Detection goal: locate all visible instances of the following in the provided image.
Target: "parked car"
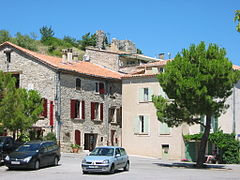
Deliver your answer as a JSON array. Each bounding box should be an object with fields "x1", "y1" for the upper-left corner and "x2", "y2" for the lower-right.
[
  {"x1": 0, "y1": 136, "x2": 22, "y2": 164},
  {"x1": 81, "y1": 146, "x2": 129, "y2": 174},
  {"x1": 4, "y1": 141, "x2": 61, "y2": 170}
]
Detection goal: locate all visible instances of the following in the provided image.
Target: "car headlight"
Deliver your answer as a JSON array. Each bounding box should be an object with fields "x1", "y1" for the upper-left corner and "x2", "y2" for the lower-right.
[
  {"x1": 82, "y1": 159, "x2": 86, "y2": 163},
  {"x1": 5, "y1": 155, "x2": 10, "y2": 161},
  {"x1": 23, "y1": 156, "x2": 32, "y2": 163},
  {"x1": 103, "y1": 159, "x2": 109, "y2": 164}
]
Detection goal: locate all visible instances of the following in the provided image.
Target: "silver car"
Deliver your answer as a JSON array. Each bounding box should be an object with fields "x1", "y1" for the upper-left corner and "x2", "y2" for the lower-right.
[{"x1": 81, "y1": 146, "x2": 129, "y2": 174}]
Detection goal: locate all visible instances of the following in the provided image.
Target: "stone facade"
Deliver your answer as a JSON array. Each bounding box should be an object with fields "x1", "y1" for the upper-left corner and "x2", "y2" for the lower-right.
[
  {"x1": 0, "y1": 45, "x2": 56, "y2": 133},
  {"x1": 60, "y1": 73, "x2": 122, "y2": 152},
  {"x1": 85, "y1": 48, "x2": 120, "y2": 71},
  {"x1": 0, "y1": 43, "x2": 122, "y2": 153}
]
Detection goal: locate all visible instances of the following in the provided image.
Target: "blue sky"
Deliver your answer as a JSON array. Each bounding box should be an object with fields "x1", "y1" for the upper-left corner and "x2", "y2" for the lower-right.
[{"x1": 1, "y1": 0, "x2": 240, "y2": 65}]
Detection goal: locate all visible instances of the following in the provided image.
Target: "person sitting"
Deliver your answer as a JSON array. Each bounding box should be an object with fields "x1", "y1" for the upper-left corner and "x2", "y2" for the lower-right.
[{"x1": 206, "y1": 150, "x2": 217, "y2": 163}]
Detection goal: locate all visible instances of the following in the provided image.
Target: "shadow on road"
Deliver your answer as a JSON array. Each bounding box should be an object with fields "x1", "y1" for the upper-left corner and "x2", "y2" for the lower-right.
[{"x1": 153, "y1": 162, "x2": 231, "y2": 170}]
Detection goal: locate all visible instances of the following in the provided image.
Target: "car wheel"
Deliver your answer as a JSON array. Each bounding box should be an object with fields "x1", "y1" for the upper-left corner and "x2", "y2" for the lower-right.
[
  {"x1": 124, "y1": 161, "x2": 130, "y2": 171},
  {"x1": 53, "y1": 157, "x2": 58, "y2": 166},
  {"x1": 34, "y1": 160, "x2": 40, "y2": 170},
  {"x1": 109, "y1": 164, "x2": 115, "y2": 174}
]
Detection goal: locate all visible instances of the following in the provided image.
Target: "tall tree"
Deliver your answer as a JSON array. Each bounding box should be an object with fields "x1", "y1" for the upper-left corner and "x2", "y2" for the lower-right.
[
  {"x1": 40, "y1": 26, "x2": 55, "y2": 42},
  {"x1": 153, "y1": 42, "x2": 240, "y2": 168},
  {"x1": 79, "y1": 32, "x2": 96, "y2": 50},
  {"x1": 0, "y1": 71, "x2": 43, "y2": 139},
  {"x1": 234, "y1": 10, "x2": 240, "y2": 32}
]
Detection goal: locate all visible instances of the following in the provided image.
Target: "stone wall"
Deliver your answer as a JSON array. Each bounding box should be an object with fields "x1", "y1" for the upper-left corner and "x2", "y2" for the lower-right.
[
  {"x1": 85, "y1": 49, "x2": 119, "y2": 71},
  {"x1": 59, "y1": 73, "x2": 122, "y2": 152},
  {"x1": 0, "y1": 45, "x2": 57, "y2": 135}
]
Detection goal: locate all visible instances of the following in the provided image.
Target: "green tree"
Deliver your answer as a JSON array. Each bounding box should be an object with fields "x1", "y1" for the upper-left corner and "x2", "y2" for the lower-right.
[
  {"x1": 0, "y1": 71, "x2": 43, "y2": 139},
  {"x1": 234, "y1": 10, "x2": 240, "y2": 32},
  {"x1": 153, "y1": 42, "x2": 240, "y2": 168},
  {"x1": 0, "y1": 30, "x2": 11, "y2": 44},
  {"x1": 12, "y1": 32, "x2": 38, "y2": 51},
  {"x1": 40, "y1": 26, "x2": 55, "y2": 42},
  {"x1": 79, "y1": 32, "x2": 96, "y2": 50}
]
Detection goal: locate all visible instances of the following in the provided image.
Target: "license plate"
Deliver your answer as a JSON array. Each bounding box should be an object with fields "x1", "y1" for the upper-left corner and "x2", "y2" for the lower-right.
[
  {"x1": 89, "y1": 165, "x2": 97, "y2": 168},
  {"x1": 11, "y1": 161, "x2": 20, "y2": 165}
]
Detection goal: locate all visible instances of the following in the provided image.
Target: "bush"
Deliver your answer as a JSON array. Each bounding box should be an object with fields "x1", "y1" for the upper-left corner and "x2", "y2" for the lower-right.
[{"x1": 43, "y1": 132, "x2": 56, "y2": 141}]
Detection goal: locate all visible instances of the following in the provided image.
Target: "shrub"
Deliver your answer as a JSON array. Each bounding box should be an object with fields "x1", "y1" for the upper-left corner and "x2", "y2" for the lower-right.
[{"x1": 43, "y1": 132, "x2": 56, "y2": 141}]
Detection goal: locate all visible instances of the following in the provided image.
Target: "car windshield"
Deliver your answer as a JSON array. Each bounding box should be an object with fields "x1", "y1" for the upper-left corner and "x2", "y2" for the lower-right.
[
  {"x1": 89, "y1": 148, "x2": 114, "y2": 156},
  {"x1": 16, "y1": 144, "x2": 40, "y2": 152}
]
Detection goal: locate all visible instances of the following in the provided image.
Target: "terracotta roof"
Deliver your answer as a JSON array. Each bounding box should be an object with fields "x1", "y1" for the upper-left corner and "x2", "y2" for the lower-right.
[
  {"x1": 137, "y1": 59, "x2": 171, "y2": 68},
  {"x1": 233, "y1": 64, "x2": 240, "y2": 70},
  {"x1": 122, "y1": 73, "x2": 158, "y2": 79},
  {"x1": 0, "y1": 42, "x2": 123, "y2": 80}
]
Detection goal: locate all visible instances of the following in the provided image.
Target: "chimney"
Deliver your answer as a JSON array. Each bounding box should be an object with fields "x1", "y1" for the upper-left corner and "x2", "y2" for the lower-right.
[
  {"x1": 159, "y1": 53, "x2": 165, "y2": 60},
  {"x1": 73, "y1": 52, "x2": 79, "y2": 61},
  {"x1": 67, "y1": 48, "x2": 73, "y2": 63},
  {"x1": 62, "y1": 49, "x2": 68, "y2": 63}
]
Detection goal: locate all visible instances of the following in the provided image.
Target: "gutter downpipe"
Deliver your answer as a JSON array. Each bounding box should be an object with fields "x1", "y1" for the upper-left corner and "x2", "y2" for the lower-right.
[
  {"x1": 233, "y1": 86, "x2": 236, "y2": 134},
  {"x1": 55, "y1": 71, "x2": 61, "y2": 146}
]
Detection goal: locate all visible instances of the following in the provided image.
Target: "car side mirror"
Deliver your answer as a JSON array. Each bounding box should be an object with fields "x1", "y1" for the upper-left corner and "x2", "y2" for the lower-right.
[{"x1": 116, "y1": 154, "x2": 121, "y2": 158}]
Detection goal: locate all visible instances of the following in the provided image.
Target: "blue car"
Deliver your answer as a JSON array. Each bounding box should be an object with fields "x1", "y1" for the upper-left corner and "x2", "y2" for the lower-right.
[{"x1": 81, "y1": 146, "x2": 129, "y2": 174}]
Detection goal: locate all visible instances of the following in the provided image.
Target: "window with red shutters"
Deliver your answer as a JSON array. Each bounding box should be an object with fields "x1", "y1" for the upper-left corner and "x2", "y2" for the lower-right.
[
  {"x1": 70, "y1": 99, "x2": 76, "y2": 119},
  {"x1": 41, "y1": 98, "x2": 48, "y2": 118},
  {"x1": 82, "y1": 101, "x2": 85, "y2": 120},
  {"x1": 100, "y1": 103, "x2": 103, "y2": 121},
  {"x1": 91, "y1": 102, "x2": 95, "y2": 120},
  {"x1": 50, "y1": 101, "x2": 54, "y2": 126},
  {"x1": 99, "y1": 83, "x2": 105, "y2": 94}
]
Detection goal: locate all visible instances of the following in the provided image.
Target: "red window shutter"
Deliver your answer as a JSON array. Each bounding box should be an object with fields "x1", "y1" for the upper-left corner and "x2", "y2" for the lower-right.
[
  {"x1": 91, "y1": 102, "x2": 95, "y2": 120},
  {"x1": 75, "y1": 130, "x2": 81, "y2": 146},
  {"x1": 82, "y1": 101, "x2": 85, "y2": 119},
  {"x1": 50, "y1": 101, "x2": 54, "y2": 126},
  {"x1": 70, "y1": 99, "x2": 76, "y2": 119},
  {"x1": 100, "y1": 103, "x2": 103, "y2": 121},
  {"x1": 99, "y1": 83, "x2": 105, "y2": 94},
  {"x1": 43, "y1": 99, "x2": 48, "y2": 118}
]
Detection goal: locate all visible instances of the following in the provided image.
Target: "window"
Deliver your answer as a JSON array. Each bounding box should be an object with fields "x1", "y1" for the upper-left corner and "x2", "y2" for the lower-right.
[
  {"x1": 95, "y1": 82, "x2": 105, "y2": 94},
  {"x1": 159, "y1": 122, "x2": 170, "y2": 135},
  {"x1": 6, "y1": 52, "x2": 11, "y2": 63},
  {"x1": 139, "y1": 88, "x2": 152, "y2": 102},
  {"x1": 70, "y1": 99, "x2": 85, "y2": 119},
  {"x1": 76, "y1": 78, "x2": 81, "y2": 90},
  {"x1": 91, "y1": 102, "x2": 103, "y2": 121},
  {"x1": 159, "y1": 67, "x2": 164, "y2": 73},
  {"x1": 109, "y1": 108, "x2": 117, "y2": 123},
  {"x1": 41, "y1": 98, "x2": 48, "y2": 118},
  {"x1": 134, "y1": 115, "x2": 149, "y2": 134},
  {"x1": 12, "y1": 74, "x2": 20, "y2": 88},
  {"x1": 200, "y1": 115, "x2": 218, "y2": 133}
]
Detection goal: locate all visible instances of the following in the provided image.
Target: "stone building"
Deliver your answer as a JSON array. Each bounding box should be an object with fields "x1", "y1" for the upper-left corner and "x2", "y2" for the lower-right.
[{"x1": 0, "y1": 42, "x2": 123, "y2": 152}]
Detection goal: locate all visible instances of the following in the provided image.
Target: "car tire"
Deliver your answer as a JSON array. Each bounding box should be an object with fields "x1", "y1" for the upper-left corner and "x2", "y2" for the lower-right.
[
  {"x1": 53, "y1": 157, "x2": 58, "y2": 166},
  {"x1": 34, "y1": 160, "x2": 40, "y2": 170},
  {"x1": 109, "y1": 164, "x2": 115, "y2": 174},
  {"x1": 123, "y1": 161, "x2": 130, "y2": 171}
]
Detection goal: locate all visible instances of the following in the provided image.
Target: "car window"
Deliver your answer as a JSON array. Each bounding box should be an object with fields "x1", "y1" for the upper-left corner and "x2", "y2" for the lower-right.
[
  {"x1": 90, "y1": 148, "x2": 114, "y2": 156},
  {"x1": 16, "y1": 143, "x2": 40, "y2": 152},
  {"x1": 115, "y1": 148, "x2": 121, "y2": 156},
  {"x1": 120, "y1": 148, "x2": 127, "y2": 156},
  {"x1": 40, "y1": 145, "x2": 48, "y2": 153}
]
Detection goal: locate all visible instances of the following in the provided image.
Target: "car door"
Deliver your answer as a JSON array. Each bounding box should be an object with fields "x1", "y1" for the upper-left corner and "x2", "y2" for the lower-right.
[
  {"x1": 120, "y1": 148, "x2": 128, "y2": 168},
  {"x1": 39, "y1": 144, "x2": 49, "y2": 167},
  {"x1": 114, "y1": 148, "x2": 122, "y2": 169}
]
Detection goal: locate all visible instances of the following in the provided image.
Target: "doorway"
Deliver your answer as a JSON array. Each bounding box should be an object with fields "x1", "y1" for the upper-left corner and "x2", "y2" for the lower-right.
[
  {"x1": 162, "y1": 144, "x2": 169, "y2": 160},
  {"x1": 84, "y1": 133, "x2": 97, "y2": 151}
]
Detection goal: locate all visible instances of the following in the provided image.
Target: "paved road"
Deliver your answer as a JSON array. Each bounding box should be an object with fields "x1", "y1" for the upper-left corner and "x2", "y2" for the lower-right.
[{"x1": 1, "y1": 152, "x2": 240, "y2": 180}]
